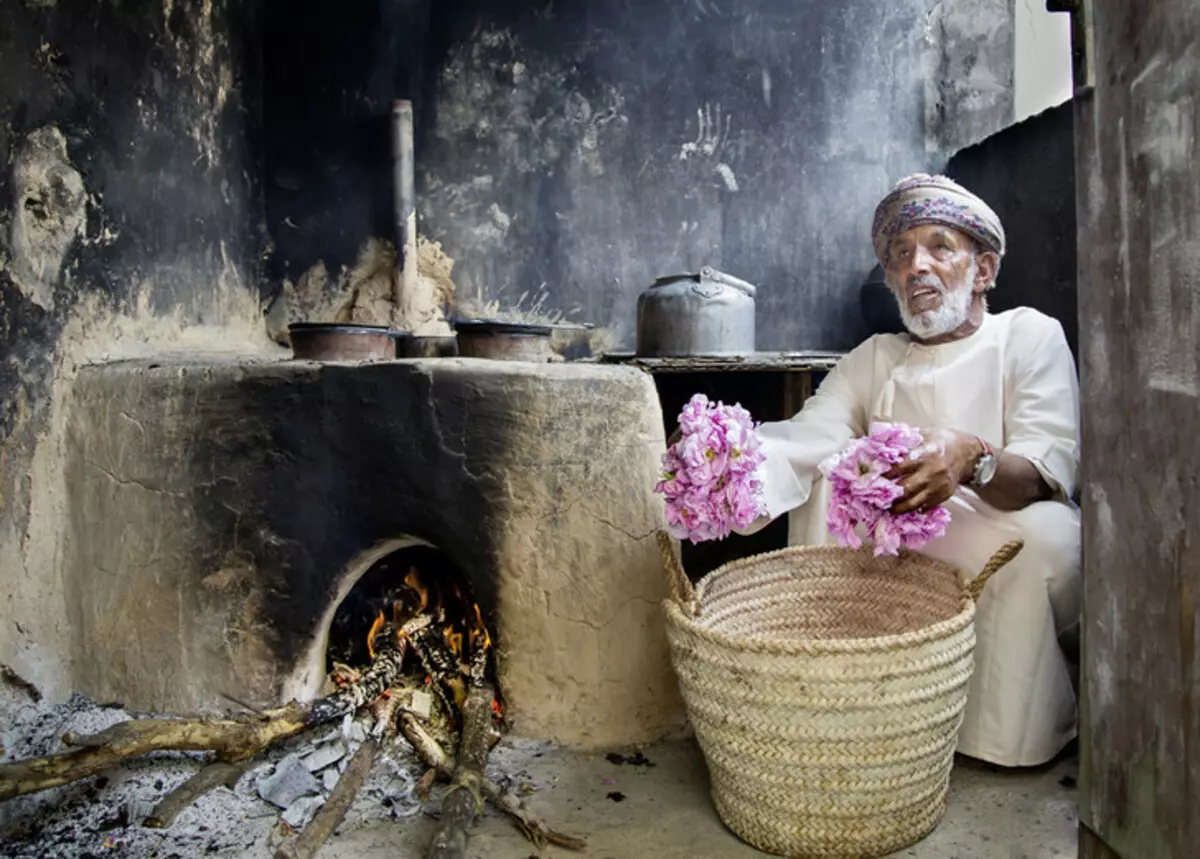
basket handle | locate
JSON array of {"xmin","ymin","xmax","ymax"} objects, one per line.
[
  {"xmin": 966, "ymin": 539, "xmax": 1024, "ymax": 602},
  {"xmin": 656, "ymin": 530, "xmax": 697, "ymax": 613}
]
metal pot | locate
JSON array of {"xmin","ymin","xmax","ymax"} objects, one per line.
[
  {"xmin": 288, "ymin": 323, "xmax": 398, "ymax": 361},
  {"xmin": 635, "ymin": 266, "xmax": 757, "ymax": 357},
  {"xmin": 453, "ymin": 318, "xmax": 556, "ymax": 362}
]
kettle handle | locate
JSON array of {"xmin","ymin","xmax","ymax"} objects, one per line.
[
  {"xmin": 649, "ymin": 268, "xmax": 759, "ymax": 298},
  {"xmin": 700, "ymin": 266, "xmax": 757, "ymax": 298}
]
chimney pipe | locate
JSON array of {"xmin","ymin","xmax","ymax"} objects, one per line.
[{"xmin": 391, "ymin": 100, "xmax": 418, "ymax": 327}]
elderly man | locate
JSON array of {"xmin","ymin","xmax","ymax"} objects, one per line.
[{"xmin": 744, "ymin": 174, "xmax": 1081, "ymax": 768}]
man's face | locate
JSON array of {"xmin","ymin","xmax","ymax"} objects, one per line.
[{"xmin": 883, "ymin": 225, "xmax": 985, "ymax": 340}]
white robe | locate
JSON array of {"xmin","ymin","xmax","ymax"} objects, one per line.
[{"xmin": 748, "ymin": 307, "xmax": 1081, "ymax": 767}]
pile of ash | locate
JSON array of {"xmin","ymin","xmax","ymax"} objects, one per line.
[{"xmin": 0, "ymin": 694, "xmax": 425, "ymax": 858}]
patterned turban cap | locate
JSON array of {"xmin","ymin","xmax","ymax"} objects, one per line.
[{"xmin": 871, "ymin": 173, "xmax": 1006, "ymax": 267}]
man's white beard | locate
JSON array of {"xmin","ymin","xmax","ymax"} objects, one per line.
[{"xmin": 888, "ymin": 258, "xmax": 978, "ymax": 340}]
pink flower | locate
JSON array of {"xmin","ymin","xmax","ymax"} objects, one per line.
[
  {"xmin": 866, "ymin": 421, "xmax": 925, "ymax": 460},
  {"xmin": 679, "ymin": 394, "xmax": 714, "ymax": 435},
  {"xmin": 871, "ymin": 516, "xmax": 903, "ymax": 557},
  {"xmin": 655, "ymin": 394, "xmax": 768, "ymax": 544},
  {"xmin": 823, "ymin": 421, "xmax": 951, "ymax": 557},
  {"xmin": 827, "ymin": 502, "xmax": 863, "ymax": 549}
]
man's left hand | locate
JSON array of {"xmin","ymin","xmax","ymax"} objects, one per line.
[{"xmin": 886, "ymin": 428, "xmax": 981, "ymax": 514}]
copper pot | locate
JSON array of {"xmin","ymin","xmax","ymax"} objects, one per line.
[
  {"xmin": 453, "ymin": 319, "xmax": 556, "ymax": 362},
  {"xmin": 288, "ymin": 323, "xmax": 398, "ymax": 361}
]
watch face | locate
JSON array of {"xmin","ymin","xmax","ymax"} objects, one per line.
[{"xmin": 977, "ymin": 454, "xmax": 998, "ymax": 486}]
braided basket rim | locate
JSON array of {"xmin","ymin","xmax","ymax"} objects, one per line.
[{"xmin": 665, "ymin": 543, "xmax": 976, "ymax": 655}]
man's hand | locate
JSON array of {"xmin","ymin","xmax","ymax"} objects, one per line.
[{"xmin": 887, "ymin": 428, "xmax": 981, "ymax": 514}]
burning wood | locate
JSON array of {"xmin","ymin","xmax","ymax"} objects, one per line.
[{"xmin": 307, "ymin": 615, "xmax": 425, "ymax": 725}]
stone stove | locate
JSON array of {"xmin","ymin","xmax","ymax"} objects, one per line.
[{"xmin": 60, "ymin": 356, "xmax": 684, "ymax": 748}]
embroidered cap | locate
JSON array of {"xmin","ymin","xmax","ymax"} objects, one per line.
[{"xmin": 871, "ymin": 173, "xmax": 1006, "ymax": 267}]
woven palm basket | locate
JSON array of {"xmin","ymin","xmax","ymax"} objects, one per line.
[{"xmin": 658, "ymin": 531, "xmax": 1022, "ymax": 859}]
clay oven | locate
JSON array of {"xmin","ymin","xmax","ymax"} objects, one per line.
[{"xmin": 61, "ymin": 356, "xmax": 685, "ymax": 748}]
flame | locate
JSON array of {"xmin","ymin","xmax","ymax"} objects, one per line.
[
  {"xmin": 468, "ymin": 604, "xmax": 492, "ymax": 653},
  {"xmin": 366, "ymin": 610, "xmax": 386, "ymax": 659},
  {"xmin": 443, "ymin": 626, "xmax": 465, "ymax": 659},
  {"xmin": 405, "ymin": 566, "xmax": 429, "ymax": 614}
]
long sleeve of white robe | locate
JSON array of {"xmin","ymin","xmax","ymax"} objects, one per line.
[{"xmin": 739, "ymin": 343, "xmax": 873, "ymax": 536}]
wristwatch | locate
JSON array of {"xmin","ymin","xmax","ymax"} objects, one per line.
[{"xmin": 968, "ymin": 438, "xmax": 998, "ymax": 488}]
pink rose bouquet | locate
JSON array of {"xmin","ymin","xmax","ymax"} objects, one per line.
[
  {"xmin": 820, "ymin": 421, "xmax": 951, "ymax": 557},
  {"xmin": 654, "ymin": 394, "xmax": 768, "ymax": 544}
]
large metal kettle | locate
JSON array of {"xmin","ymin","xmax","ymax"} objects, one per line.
[{"xmin": 635, "ymin": 266, "xmax": 757, "ymax": 357}]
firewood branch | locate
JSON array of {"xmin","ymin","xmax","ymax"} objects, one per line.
[
  {"xmin": 0, "ymin": 624, "xmax": 410, "ymax": 802},
  {"xmin": 144, "ymin": 760, "xmax": 253, "ymax": 828},
  {"xmin": 399, "ymin": 712, "xmax": 585, "ymax": 852},
  {"xmin": 276, "ymin": 691, "xmax": 405, "ymax": 859},
  {"xmin": 425, "ymin": 680, "xmax": 494, "ymax": 859}
]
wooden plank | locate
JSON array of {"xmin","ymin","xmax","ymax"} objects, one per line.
[
  {"xmin": 781, "ymin": 371, "xmax": 812, "ymax": 419},
  {"xmin": 1079, "ymin": 825, "xmax": 1122, "ymax": 859},
  {"xmin": 1076, "ymin": 1, "xmax": 1200, "ymax": 857},
  {"xmin": 599, "ymin": 351, "xmax": 843, "ymax": 373}
]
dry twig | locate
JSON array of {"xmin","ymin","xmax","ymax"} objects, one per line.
[
  {"xmin": 276, "ymin": 691, "xmax": 406, "ymax": 859},
  {"xmin": 399, "ymin": 712, "xmax": 585, "ymax": 851},
  {"xmin": 144, "ymin": 760, "xmax": 253, "ymax": 828}
]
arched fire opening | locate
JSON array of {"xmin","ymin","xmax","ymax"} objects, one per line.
[{"xmin": 316, "ymin": 541, "xmax": 503, "ymax": 729}]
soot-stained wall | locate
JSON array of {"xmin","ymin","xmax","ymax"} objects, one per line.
[
  {"xmin": 946, "ymin": 100, "xmax": 1078, "ymax": 356},
  {"xmin": 0, "ymin": 0, "xmax": 1020, "ymax": 704},
  {"xmin": 262, "ymin": 0, "xmax": 1017, "ymax": 352},
  {"xmin": 0, "ymin": 0, "xmax": 270, "ymax": 701}
]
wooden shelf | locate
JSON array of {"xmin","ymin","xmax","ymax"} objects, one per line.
[{"xmin": 597, "ymin": 351, "xmax": 844, "ymax": 373}]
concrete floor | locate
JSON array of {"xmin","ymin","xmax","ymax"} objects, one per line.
[{"xmin": 313, "ymin": 737, "xmax": 1080, "ymax": 859}]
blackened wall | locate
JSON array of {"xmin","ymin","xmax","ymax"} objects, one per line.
[
  {"xmin": 946, "ymin": 100, "xmax": 1078, "ymax": 355},
  {"xmin": 0, "ymin": 0, "xmax": 269, "ymax": 701},
  {"xmin": 262, "ymin": 0, "xmax": 1017, "ymax": 352}
]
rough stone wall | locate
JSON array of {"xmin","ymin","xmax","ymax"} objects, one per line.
[
  {"xmin": 0, "ymin": 0, "xmax": 276, "ymax": 706},
  {"xmin": 261, "ymin": 0, "xmax": 1018, "ymax": 354}
]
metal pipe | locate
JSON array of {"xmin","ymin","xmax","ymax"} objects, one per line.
[{"xmin": 390, "ymin": 99, "xmax": 417, "ymax": 324}]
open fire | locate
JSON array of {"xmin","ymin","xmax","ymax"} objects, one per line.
[{"xmin": 327, "ymin": 552, "xmax": 503, "ymax": 728}]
